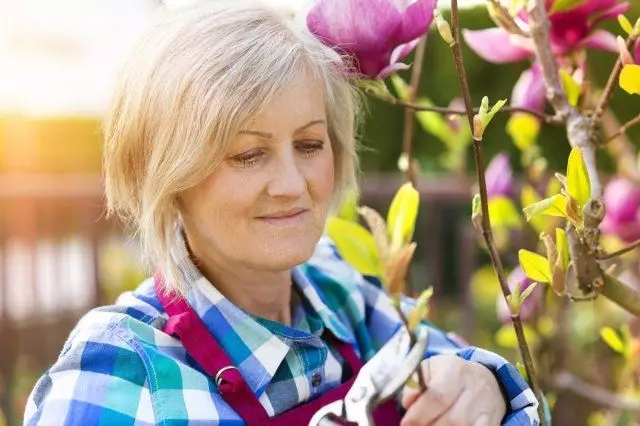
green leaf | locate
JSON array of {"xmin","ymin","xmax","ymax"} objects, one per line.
[
  {"xmin": 415, "ymin": 98, "xmax": 456, "ymax": 143},
  {"xmin": 600, "ymin": 327, "xmax": 625, "ymax": 354},
  {"xmin": 523, "ymin": 194, "xmax": 567, "ymax": 221},
  {"xmin": 387, "ymin": 182, "xmax": 420, "ymax": 253},
  {"xmin": 488, "ymin": 196, "xmax": 521, "ymax": 229},
  {"xmin": 519, "ymin": 249, "xmax": 552, "ymax": 283},
  {"xmin": 620, "ymin": 64, "xmax": 640, "ymax": 95},
  {"xmin": 326, "ymin": 217, "xmax": 382, "ymax": 277},
  {"xmin": 556, "ymin": 227, "xmax": 570, "ymax": 270},
  {"xmin": 521, "ymin": 185, "xmax": 550, "ymax": 234},
  {"xmin": 507, "ymin": 114, "xmax": 540, "ymax": 151},
  {"xmin": 560, "ymin": 69, "xmax": 581, "ymax": 107},
  {"xmin": 390, "ymin": 74, "xmax": 410, "ymax": 100},
  {"xmin": 520, "ymin": 282, "xmax": 538, "ymax": 303},
  {"xmin": 335, "ymin": 189, "xmax": 360, "ymax": 222},
  {"xmin": 550, "ymin": 0, "xmax": 588, "ymax": 13},
  {"xmin": 357, "ymin": 79, "xmax": 393, "ymax": 100},
  {"xmin": 618, "ymin": 14, "xmax": 634, "ymax": 35},
  {"xmin": 566, "ymin": 147, "xmax": 591, "ymax": 208}
]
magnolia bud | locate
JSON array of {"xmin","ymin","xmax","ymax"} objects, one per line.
[
  {"xmin": 433, "ymin": 10, "xmax": 454, "ymax": 46},
  {"xmin": 617, "ymin": 35, "xmax": 634, "ymax": 65}
]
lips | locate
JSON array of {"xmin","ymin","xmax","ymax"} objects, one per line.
[{"xmin": 257, "ymin": 208, "xmax": 308, "ymax": 221}]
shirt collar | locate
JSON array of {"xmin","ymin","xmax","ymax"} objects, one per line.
[{"xmin": 171, "ymin": 231, "xmax": 357, "ymax": 396}]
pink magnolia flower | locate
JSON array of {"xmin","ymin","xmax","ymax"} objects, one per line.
[
  {"xmin": 497, "ymin": 267, "xmax": 540, "ymax": 324},
  {"xmin": 601, "ymin": 178, "xmax": 640, "ymax": 242},
  {"xmin": 306, "ymin": 0, "xmax": 437, "ymax": 79},
  {"xmin": 463, "ymin": 0, "xmax": 629, "ymax": 111},
  {"xmin": 486, "ymin": 153, "xmax": 513, "ymax": 198}
]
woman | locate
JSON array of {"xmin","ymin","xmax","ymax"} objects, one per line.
[{"xmin": 25, "ymin": 1, "xmax": 538, "ymax": 424}]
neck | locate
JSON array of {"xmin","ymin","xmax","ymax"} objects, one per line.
[{"xmin": 186, "ymin": 236, "xmax": 295, "ymax": 326}]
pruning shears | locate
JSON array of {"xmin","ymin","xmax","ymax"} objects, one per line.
[{"xmin": 309, "ymin": 326, "xmax": 429, "ymax": 426}]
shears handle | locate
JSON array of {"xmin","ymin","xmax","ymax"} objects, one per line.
[{"xmin": 316, "ymin": 413, "xmax": 359, "ymax": 426}]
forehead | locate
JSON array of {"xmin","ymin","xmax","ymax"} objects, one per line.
[{"xmin": 243, "ymin": 72, "xmax": 327, "ymax": 131}]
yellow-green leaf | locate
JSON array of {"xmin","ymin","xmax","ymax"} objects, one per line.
[
  {"xmin": 390, "ymin": 74, "xmax": 410, "ymax": 101},
  {"xmin": 507, "ymin": 113, "xmax": 540, "ymax": 151},
  {"xmin": 519, "ymin": 249, "xmax": 552, "ymax": 283},
  {"xmin": 560, "ymin": 69, "xmax": 581, "ymax": 107},
  {"xmin": 416, "ymin": 98, "xmax": 456, "ymax": 143},
  {"xmin": 521, "ymin": 185, "xmax": 550, "ymax": 234},
  {"xmin": 387, "ymin": 182, "xmax": 420, "ymax": 252},
  {"xmin": 600, "ymin": 327, "xmax": 625, "ymax": 354},
  {"xmin": 327, "ymin": 217, "xmax": 382, "ymax": 277},
  {"xmin": 335, "ymin": 189, "xmax": 360, "ymax": 222},
  {"xmin": 488, "ymin": 196, "xmax": 521, "ymax": 229},
  {"xmin": 566, "ymin": 147, "xmax": 591, "ymax": 208},
  {"xmin": 520, "ymin": 281, "xmax": 538, "ymax": 303},
  {"xmin": 556, "ymin": 227, "xmax": 570, "ymax": 270},
  {"xmin": 620, "ymin": 64, "xmax": 640, "ymax": 95},
  {"xmin": 523, "ymin": 194, "xmax": 567, "ymax": 221},
  {"xmin": 618, "ymin": 14, "xmax": 634, "ymax": 35}
]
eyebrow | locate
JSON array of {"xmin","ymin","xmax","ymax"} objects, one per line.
[{"xmin": 238, "ymin": 119, "xmax": 326, "ymax": 138}]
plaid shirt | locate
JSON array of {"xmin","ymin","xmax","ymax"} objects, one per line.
[{"xmin": 25, "ymin": 236, "xmax": 539, "ymax": 425}]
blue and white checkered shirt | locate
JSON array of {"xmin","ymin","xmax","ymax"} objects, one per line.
[{"xmin": 25, "ymin": 236, "xmax": 539, "ymax": 425}]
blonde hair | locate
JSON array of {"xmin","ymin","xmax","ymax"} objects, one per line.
[{"xmin": 103, "ymin": 0, "xmax": 361, "ymax": 294}]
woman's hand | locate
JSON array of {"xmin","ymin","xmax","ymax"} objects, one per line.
[{"xmin": 400, "ymin": 354, "xmax": 506, "ymax": 426}]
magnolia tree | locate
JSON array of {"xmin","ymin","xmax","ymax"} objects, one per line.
[{"xmin": 304, "ymin": 0, "xmax": 640, "ymax": 423}]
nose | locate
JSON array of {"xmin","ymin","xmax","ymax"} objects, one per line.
[{"xmin": 266, "ymin": 150, "xmax": 306, "ymax": 199}]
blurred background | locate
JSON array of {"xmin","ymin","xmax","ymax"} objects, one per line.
[{"xmin": 1, "ymin": 0, "xmax": 639, "ymax": 425}]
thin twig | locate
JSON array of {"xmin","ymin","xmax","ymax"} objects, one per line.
[
  {"xmin": 448, "ymin": 0, "xmax": 545, "ymax": 422},
  {"xmin": 401, "ymin": 37, "xmax": 428, "ymax": 185},
  {"xmin": 554, "ymin": 372, "xmax": 640, "ymax": 412},
  {"xmin": 487, "ymin": 0, "xmax": 529, "ymax": 37},
  {"xmin": 597, "ymin": 238, "xmax": 640, "ymax": 260},
  {"xmin": 592, "ymin": 36, "xmax": 638, "ymax": 126},
  {"xmin": 382, "ymin": 95, "xmax": 559, "ymax": 123},
  {"xmin": 604, "ymin": 113, "xmax": 640, "ymax": 145}
]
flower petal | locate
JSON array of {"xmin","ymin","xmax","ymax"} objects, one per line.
[
  {"xmin": 582, "ymin": 29, "xmax": 618, "ymax": 52},
  {"xmin": 307, "ymin": 0, "xmax": 402, "ymax": 57},
  {"xmin": 561, "ymin": 0, "xmax": 618, "ymax": 16},
  {"xmin": 486, "ymin": 153, "xmax": 513, "ymax": 198},
  {"xmin": 397, "ymin": 0, "xmax": 437, "ymax": 43},
  {"xmin": 462, "ymin": 28, "xmax": 533, "ymax": 63},
  {"xmin": 511, "ymin": 63, "xmax": 546, "ymax": 111},
  {"xmin": 590, "ymin": 2, "xmax": 630, "ymax": 25}
]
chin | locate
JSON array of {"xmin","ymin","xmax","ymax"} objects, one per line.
[{"xmin": 253, "ymin": 235, "xmax": 320, "ymax": 270}]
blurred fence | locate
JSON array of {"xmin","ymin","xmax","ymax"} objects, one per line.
[{"xmin": 0, "ymin": 172, "xmax": 476, "ymax": 425}]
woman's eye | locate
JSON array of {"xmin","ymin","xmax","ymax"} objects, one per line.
[
  {"xmin": 297, "ymin": 140, "xmax": 324, "ymax": 156},
  {"xmin": 231, "ymin": 150, "xmax": 263, "ymax": 168}
]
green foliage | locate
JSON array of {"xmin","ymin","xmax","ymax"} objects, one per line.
[{"xmin": 519, "ymin": 249, "xmax": 552, "ymax": 283}]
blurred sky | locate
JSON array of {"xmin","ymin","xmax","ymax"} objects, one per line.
[{"xmin": 0, "ymin": 0, "xmax": 483, "ymax": 117}]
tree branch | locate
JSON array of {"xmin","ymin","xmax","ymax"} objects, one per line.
[
  {"xmin": 401, "ymin": 37, "xmax": 428, "ymax": 185},
  {"xmin": 597, "ymin": 238, "xmax": 640, "ymax": 260},
  {"xmin": 554, "ymin": 372, "xmax": 640, "ymax": 412},
  {"xmin": 604, "ymin": 113, "xmax": 640, "ymax": 145},
  {"xmin": 382, "ymin": 95, "xmax": 559, "ymax": 123},
  {"xmin": 591, "ymin": 36, "xmax": 638, "ymax": 126},
  {"xmin": 449, "ymin": 0, "xmax": 545, "ymax": 421},
  {"xmin": 601, "ymin": 274, "xmax": 640, "ymax": 316}
]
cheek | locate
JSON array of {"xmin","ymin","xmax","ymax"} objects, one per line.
[{"xmin": 309, "ymin": 148, "xmax": 335, "ymax": 203}]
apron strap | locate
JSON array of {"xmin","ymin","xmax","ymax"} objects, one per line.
[
  {"xmin": 154, "ymin": 273, "xmax": 372, "ymax": 425},
  {"xmin": 154, "ymin": 274, "xmax": 270, "ymax": 424}
]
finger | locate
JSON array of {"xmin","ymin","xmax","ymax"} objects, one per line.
[
  {"xmin": 401, "ymin": 357, "xmax": 433, "ymax": 409},
  {"xmin": 432, "ymin": 385, "xmax": 498, "ymax": 426},
  {"xmin": 400, "ymin": 357, "xmax": 465, "ymax": 426}
]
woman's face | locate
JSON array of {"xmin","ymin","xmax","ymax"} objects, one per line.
[{"xmin": 180, "ymin": 73, "xmax": 335, "ymax": 272}]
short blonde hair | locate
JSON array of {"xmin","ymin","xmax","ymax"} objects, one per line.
[{"xmin": 103, "ymin": 0, "xmax": 361, "ymax": 294}]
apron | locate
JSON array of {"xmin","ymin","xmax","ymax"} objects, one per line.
[{"xmin": 154, "ymin": 278, "xmax": 403, "ymax": 425}]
